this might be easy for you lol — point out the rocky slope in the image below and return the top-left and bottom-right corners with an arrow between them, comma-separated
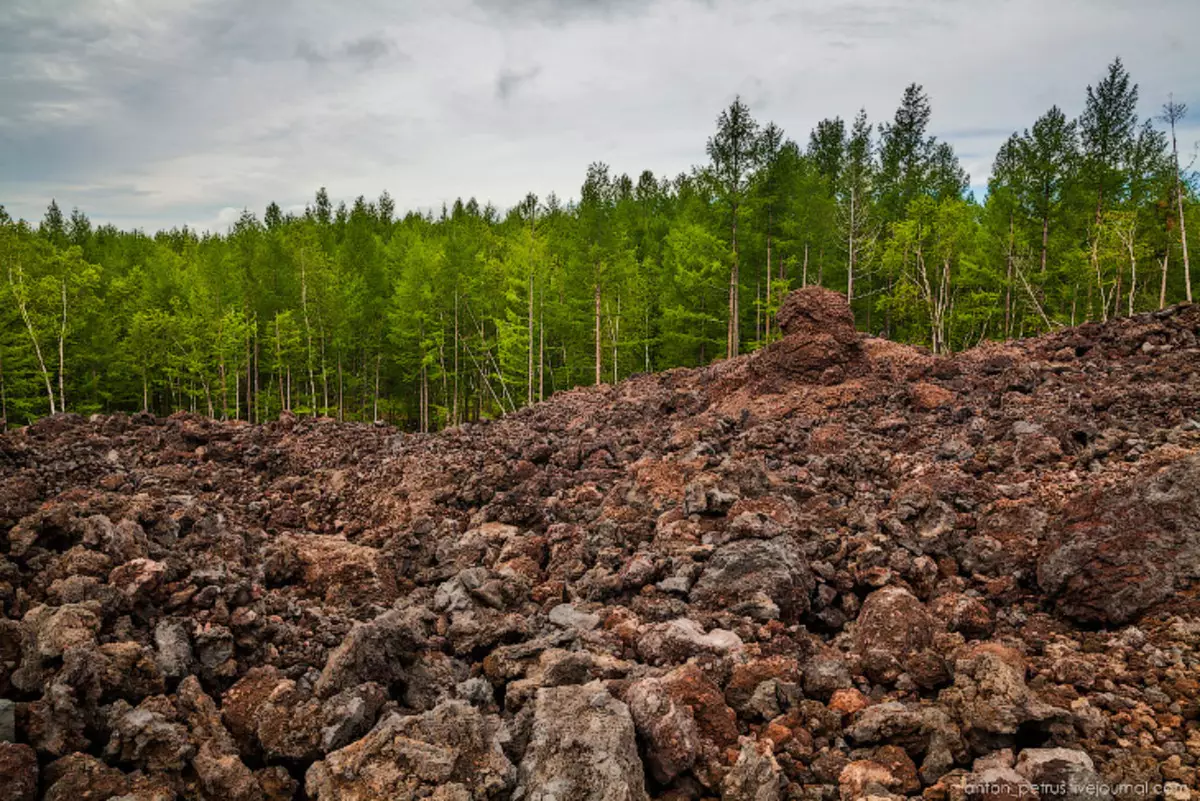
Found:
2,287 -> 1200,801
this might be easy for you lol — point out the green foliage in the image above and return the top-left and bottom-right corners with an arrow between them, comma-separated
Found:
0,58 -> 1192,430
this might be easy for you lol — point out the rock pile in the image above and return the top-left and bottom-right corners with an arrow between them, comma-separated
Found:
2,290 -> 1200,800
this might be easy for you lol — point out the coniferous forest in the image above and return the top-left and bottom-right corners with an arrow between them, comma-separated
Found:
1,58 -> 1195,430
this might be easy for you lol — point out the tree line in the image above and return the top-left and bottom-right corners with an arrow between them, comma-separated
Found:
1,58 -> 1195,430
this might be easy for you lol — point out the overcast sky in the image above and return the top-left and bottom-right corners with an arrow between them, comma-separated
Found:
2,0 -> 1198,233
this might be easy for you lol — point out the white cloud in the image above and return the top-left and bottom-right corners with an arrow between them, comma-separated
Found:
1,0 -> 1198,232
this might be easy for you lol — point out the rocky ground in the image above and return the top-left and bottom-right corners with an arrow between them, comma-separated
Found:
2,287 -> 1200,801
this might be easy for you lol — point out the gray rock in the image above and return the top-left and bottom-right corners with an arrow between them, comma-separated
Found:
548,603 -> 601,632
691,535 -> 813,621
0,699 -> 14,744
517,681 -> 647,801
722,739 -> 784,801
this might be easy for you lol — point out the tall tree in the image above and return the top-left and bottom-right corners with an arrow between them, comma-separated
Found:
1161,97 -> 1193,301
705,96 -> 761,358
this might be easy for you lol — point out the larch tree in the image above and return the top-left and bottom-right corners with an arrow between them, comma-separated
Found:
705,96 -> 761,359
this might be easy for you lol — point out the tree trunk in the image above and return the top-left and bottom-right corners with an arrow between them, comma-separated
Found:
1160,248 -> 1170,310
764,224 -> 772,342
538,284 -> 545,403
453,288 -> 460,424
58,279 -> 67,414
594,282 -> 602,385
527,269 -> 534,406
373,352 -> 381,423
9,265 -> 57,414
1040,195 -> 1050,276
2,343 -> 9,426
300,252 -> 317,416
1171,114 -> 1193,302
847,188 -> 856,306
1005,211 -> 1015,338
727,203 -> 740,359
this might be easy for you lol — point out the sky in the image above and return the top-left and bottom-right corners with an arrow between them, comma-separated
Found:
2,0 -> 1199,233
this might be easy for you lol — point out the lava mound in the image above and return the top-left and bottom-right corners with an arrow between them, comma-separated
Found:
2,293 -> 1200,800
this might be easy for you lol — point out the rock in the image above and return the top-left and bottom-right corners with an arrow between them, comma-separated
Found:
803,647 -> 853,700
941,642 -> 1066,744
0,699 -> 14,744
153,619 -> 194,679
314,606 -> 425,697
306,700 -> 515,801
43,752 -> 130,801
846,702 -> 965,784
626,673 -> 700,783
516,681 -> 647,801
1038,454 -> 1200,624
1014,748 -> 1107,800
548,603 -> 601,632
691,536 -> 814,621
637,618 -> 743,665
853,586 -> 934,683
963,766 -> 1037,801
838,759 -> 901,801
722,738 -> 784,801
753,287 -> 864,383
0,743 -> 38,801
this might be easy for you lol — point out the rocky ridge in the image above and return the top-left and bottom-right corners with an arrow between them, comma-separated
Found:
2,287 -> 1200,800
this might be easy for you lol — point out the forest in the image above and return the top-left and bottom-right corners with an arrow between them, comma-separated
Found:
0,58 -> 1195,431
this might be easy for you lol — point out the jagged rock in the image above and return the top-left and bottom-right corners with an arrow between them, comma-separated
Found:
1014,748 -> 1107,800
940,642 -> 1067,746
636,618 -> 743,665
722,738 -> 784,801
853,586 -> 935,684
691,536 -> 813,621
1038,454 -> 1200,624
0,743 -> 38,801
314,606 -> 426,697
306,700 -> 515,801
517,681 -> 646,801
5,300 -> 1200,800
43,753 -> 130,801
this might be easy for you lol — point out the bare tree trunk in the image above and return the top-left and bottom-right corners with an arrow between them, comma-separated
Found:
320,323 -> 329,416
1168,104 -> 1193,301
527,269 -> 534,406
727,203 -> 740,359
253,327 -> 260,424
613,294 -> 620,384
1005,211 -> 1015,338
218,356 -> 227,420
373,352 -> 381,423
594,282 -> 602,385
300,252 -> 317,416
337,354 -> 344,421
453,288 -> 460,424
1040,202 -> 1050,276
802,242 -> 809,289
764,223 -> 772,342
2,344 -> 9,426
275,316 -> 285,414
1160,248 -> 1170,309
58,279 -> 67,414
847,187 -> 856,305
8,264 -> 56,414
538,285 -> 545,403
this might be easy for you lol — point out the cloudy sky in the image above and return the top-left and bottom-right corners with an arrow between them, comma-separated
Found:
2,0 -> 1198,233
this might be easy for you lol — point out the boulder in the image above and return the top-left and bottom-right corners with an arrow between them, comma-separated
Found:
1038,454 -> 1200,624
516,681 -> 647,801
306,700 -> 515,801
691,536 -> 813,621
